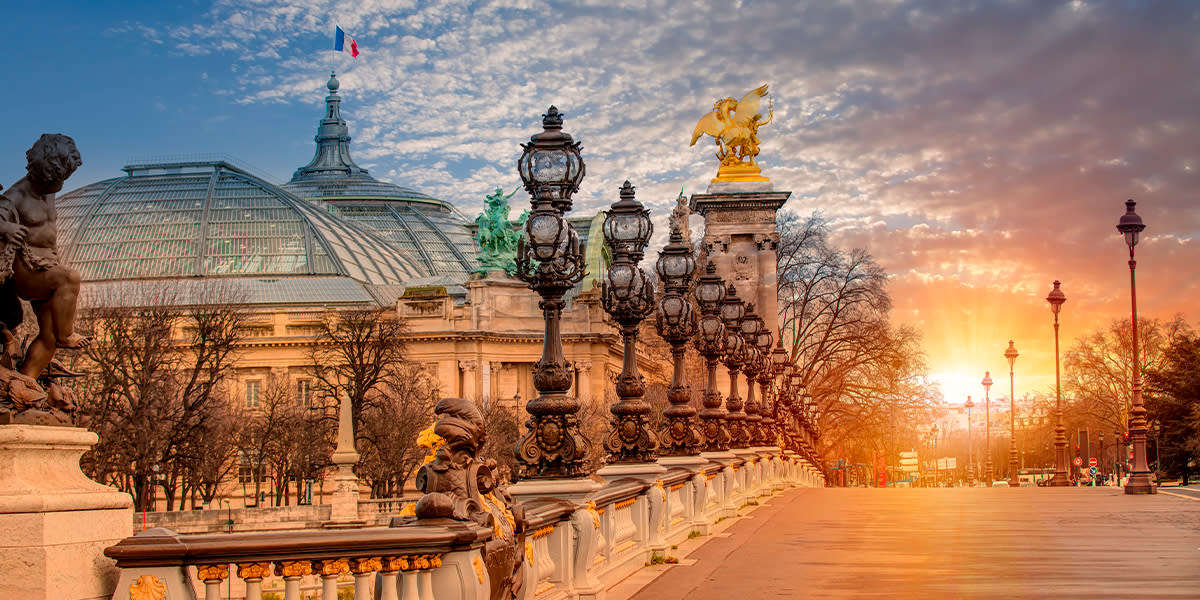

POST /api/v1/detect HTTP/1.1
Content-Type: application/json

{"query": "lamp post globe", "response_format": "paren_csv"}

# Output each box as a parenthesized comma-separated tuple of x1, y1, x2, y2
(1046, 281, 1071, 486)
(982, 372, 994, 484)
(1117, 199, 1155, 494)
(1005, 340, 1019, 485)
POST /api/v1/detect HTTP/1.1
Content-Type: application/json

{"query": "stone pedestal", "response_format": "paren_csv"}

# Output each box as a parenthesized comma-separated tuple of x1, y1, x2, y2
(507, 477, 602, 506)
(0, 425, 133, 600)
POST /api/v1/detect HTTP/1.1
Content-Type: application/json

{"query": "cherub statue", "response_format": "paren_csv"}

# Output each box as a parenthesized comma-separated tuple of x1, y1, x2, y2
(0, 134, 91, 423)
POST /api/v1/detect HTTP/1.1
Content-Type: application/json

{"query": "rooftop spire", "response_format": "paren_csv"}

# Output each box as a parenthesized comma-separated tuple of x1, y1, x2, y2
(290, 71, 371, 182)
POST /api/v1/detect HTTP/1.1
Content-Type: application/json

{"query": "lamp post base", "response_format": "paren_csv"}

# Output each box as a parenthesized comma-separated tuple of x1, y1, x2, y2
(1124, 472, 1156, 495)
(1047, 472, 1071, 487)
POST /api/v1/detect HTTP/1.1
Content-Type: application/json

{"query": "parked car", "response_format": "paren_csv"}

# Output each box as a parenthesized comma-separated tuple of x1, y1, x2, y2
(991, 480, 1011, 487)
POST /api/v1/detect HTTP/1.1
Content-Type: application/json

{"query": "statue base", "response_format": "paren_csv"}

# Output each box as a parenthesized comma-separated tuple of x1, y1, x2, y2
(0, 425, 133, 600)
(712, 162, 769, 183)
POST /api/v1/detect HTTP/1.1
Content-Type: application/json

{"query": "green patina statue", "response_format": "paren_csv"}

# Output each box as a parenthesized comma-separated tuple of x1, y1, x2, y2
(472, 187, 528, 276)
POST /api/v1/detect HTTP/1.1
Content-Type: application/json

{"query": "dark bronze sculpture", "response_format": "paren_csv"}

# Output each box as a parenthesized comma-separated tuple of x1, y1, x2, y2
(413, 397, 527, 599)
(0, 134, 90, 424)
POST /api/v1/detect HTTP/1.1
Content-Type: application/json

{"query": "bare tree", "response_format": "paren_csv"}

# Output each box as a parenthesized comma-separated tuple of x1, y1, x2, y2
(1063, 315, 1188, 433)
(775, 212, 938, 468)
(355, 366, 437, 498)
(75, 282, 247, 511)
(307, 307, 408, 428)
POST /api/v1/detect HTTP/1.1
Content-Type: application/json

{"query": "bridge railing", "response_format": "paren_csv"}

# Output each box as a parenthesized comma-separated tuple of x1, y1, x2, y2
(102, 449, 824, 600)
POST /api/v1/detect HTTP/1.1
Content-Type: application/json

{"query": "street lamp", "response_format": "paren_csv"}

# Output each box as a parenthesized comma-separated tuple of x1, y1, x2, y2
(601, 181, 658, 463)
(965, 396, 976, 487)
(655, 223, 701, 457)
(1116, 199, 1155, 495)
(694, 262, 728, 452)
(930, 424, 940, 487)
(739, 303, 766, 446)
(720, 284, 748, 448)
(982, 372, 993, 483)
(513, 107, 590, 480)
(1046, 281, 1070, 486)
(1005, 340, 1019, 485)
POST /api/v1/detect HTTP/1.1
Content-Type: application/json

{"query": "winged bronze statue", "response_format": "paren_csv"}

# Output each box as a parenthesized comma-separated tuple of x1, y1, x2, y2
(690, 84, 773, 173)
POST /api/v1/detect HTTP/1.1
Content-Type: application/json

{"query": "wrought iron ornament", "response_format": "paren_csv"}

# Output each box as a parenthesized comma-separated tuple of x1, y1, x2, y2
(694, 262, 730, 451)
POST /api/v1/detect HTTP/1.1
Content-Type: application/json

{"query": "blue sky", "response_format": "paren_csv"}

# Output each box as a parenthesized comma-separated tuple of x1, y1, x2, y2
(4, 0, 1199, 402)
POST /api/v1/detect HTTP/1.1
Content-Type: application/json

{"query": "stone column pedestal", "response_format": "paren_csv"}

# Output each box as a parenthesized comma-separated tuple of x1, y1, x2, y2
(0, 425, 133, 600)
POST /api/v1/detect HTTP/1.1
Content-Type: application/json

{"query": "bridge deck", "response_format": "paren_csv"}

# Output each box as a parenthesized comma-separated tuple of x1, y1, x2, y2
(619, 486, 1200, 599)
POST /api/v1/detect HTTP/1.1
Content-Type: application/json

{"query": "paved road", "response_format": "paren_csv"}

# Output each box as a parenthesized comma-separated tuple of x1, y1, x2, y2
(623, 486, 1200, 599)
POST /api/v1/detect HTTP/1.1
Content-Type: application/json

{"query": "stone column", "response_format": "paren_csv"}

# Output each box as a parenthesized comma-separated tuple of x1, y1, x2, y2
(457, 360, 477, 399)
(326, 394, 363, 526)
(0, 425, 133, 600)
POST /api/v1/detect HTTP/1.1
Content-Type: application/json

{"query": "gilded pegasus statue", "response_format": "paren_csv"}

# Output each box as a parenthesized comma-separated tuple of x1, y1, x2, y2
(690, 84, 773, 169)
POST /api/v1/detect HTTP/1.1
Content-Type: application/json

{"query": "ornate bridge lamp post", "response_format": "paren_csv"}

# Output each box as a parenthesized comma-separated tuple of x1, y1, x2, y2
(766, 338, 790, 449)
(982, 372, 994, 484)
(1116, 200, 1155, 495)
(739, 304, 767, 447)
(750, 324, 775, 448)
(654, 224, 702, 459)
(719, 286, 748, 449)
(1005, 341, 1020, 485)
(1046, 281, 1071, 486)
(694, 263, 729, 453)
(600, 181, 659, 465)
(513, 107, 590, 483)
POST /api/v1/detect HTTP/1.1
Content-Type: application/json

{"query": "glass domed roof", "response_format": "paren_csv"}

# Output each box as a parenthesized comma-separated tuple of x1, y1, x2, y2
(57, 160, 426, 287)
(280, 72, 478, 281)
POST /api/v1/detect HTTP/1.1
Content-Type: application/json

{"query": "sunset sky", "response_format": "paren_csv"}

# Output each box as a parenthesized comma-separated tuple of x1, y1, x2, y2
(3, 1, 1197, 407)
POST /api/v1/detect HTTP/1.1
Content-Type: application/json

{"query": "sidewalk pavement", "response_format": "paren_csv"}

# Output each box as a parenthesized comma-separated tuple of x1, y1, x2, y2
(615, 486, 1200, 599)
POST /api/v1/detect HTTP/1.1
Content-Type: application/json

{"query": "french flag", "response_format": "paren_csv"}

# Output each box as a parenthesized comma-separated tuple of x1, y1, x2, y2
(334, 26, 359, 58)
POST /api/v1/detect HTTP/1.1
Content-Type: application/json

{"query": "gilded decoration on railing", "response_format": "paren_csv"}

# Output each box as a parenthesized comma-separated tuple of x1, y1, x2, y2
(236, 562, 272, 580)
(382, 556, 409, 572)
(413, 397, 527, 600)
(349, 557, 382, 574)
(312, 558, 349, 576)
(274, 560, 312, 578)
(473, 556, 486, 583)
(196, 564, 229, 582)
(128, 574, 166, 600)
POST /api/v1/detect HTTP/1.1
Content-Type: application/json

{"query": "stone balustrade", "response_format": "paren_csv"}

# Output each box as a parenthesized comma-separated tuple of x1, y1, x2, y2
(102, 449, 824, 600)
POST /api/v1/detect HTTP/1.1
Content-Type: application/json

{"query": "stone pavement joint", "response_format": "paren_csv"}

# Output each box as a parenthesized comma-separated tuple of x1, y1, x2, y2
(623, 487, 1200, 599)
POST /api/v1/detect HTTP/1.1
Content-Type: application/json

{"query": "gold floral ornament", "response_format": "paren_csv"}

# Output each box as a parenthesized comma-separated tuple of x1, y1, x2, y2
(196, 564, 229, 582)
(525, 540, 535, 565)
(472, 556, 485, 583)
(416, 424, 447, 467)
(129, 575, 166, 600)
(689, 84, 774, 183)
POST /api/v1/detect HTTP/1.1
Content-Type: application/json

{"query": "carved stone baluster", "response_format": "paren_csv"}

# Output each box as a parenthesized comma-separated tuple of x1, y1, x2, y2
(196, 564, 228, 600)
(274, 560, 312, 600)
(399, 556, 420, 600)
(416, 554, 439, 600)
(349, 557, 381, 600)
(236, 562, 271, 600)
(378, 556, 407, 600)
(312, 558, 349, 600)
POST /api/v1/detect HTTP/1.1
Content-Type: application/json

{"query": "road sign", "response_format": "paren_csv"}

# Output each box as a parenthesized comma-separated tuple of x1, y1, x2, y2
(1088, 457, 1098, 467)
(1073, 457, 1083, 467)
(1089, 466, 1098, 476)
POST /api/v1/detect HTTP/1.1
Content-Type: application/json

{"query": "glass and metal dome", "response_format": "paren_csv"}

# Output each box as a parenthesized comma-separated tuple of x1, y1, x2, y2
(56, 159, 426, 289)
(280, 73, 479, 282)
